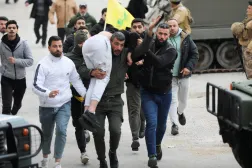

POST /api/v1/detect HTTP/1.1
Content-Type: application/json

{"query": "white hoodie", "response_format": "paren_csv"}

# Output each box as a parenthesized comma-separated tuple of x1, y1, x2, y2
(32, 54, 86, 107)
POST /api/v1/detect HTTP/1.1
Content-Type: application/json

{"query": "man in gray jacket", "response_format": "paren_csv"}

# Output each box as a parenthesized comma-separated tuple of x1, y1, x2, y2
(0, 20, 33, 115)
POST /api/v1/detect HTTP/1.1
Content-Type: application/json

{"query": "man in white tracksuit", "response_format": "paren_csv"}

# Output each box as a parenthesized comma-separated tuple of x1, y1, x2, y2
(167, 19, 198, 135)
(32, 36, 87, 168)
(80, 31, 112, 132)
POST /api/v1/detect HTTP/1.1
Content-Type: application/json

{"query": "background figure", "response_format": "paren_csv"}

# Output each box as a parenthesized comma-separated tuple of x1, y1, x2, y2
(25, 0, 53, 47)
(49, 0, 78, 41)
(67, 3, 97, 34)
(126, 0, 148, 19)
(0, 17, 8, 38)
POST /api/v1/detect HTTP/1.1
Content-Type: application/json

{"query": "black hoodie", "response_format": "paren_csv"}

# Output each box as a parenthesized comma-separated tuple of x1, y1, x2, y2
(1, 34, 20, 52)
(89, 19, 114, 36)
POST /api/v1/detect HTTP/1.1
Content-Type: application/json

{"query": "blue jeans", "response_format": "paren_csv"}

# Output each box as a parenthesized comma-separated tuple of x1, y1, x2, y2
(39, 101, 71, 159)
(141, 89, 172, 157)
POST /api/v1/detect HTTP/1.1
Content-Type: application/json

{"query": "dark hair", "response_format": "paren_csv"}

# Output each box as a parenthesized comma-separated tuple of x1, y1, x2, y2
(0, 16, 8, 21)
(158, 23, 169, 29)
(111, 32, 125, 41)
(102, 8, 107, 15)
(131, 18, 144, 26)
(6, 20, 18, 29)
(171, 1, 180, 5)
(48, 36, 62, 46)
(75, 16, 85, 24)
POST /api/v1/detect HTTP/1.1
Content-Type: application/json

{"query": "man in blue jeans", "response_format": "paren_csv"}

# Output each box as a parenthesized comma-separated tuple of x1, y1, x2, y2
(131, 16, 177, 168)
(32, 36, 86, 168)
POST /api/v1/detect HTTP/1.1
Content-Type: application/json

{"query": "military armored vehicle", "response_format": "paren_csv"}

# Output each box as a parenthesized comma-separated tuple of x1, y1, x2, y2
(141, 0, 248, 72)
(0, 114, 43, 168)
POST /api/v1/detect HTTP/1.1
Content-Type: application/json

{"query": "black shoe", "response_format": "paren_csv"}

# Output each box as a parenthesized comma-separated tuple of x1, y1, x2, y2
(131, 139, 140, 151)
(178, 112, 186, 125)
(171, 123, 179, 136)
(79, 110, 101, 133)
(156, 145, 162, 161)
(36, 37, 41, 44)
(148, 156, 158, 168)
(5, 1, 10, 4)
(42, 42, 46, 48)
(109, 150, 118, 168)
(139, 131, 145, 139)
(100, 160, 108, 168)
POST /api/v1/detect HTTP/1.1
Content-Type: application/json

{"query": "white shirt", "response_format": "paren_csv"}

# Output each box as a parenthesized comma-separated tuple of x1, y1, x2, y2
(32, 54, 86, 107)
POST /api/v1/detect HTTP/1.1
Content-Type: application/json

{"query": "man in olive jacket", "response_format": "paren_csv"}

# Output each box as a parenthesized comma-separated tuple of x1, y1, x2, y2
(67, 3, 97, 32)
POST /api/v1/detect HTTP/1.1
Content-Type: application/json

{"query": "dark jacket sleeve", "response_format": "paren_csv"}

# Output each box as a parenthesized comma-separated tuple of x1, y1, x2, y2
(67, 15, 77, 28)
(77, 63, 92, 81)
(185, 36, 199, 71)
(26, 0, 34, 4)
(63, 34, 74, 53)
(131, 30, 153, 62)
(146, 48, 177, 68)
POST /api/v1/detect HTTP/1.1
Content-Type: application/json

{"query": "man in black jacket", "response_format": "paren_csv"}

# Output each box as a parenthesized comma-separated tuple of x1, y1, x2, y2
(125, 18, 146, 151)
(167, 19, 199, 135)
(131, 18, 177, 168)
(25, 0, 52, 47)
(63, 17, 86, 53)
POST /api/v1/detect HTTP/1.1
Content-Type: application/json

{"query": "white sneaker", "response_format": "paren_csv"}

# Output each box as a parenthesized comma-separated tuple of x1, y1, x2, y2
(41, 158, 49, 168)
(54, 162, 62, 168)
(81, 152, 89, 164)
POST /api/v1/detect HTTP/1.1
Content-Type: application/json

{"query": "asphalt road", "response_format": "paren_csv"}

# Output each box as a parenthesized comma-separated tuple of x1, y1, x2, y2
(0, 0, 245, 167)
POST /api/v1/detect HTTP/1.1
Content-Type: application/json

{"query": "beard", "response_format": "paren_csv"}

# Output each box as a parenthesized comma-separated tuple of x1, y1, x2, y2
(155, 38, 167, 48)
(51, 50, 62, 57)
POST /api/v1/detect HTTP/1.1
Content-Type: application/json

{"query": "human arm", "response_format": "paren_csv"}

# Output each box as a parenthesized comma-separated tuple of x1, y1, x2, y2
(32, 64, 52, 97)
(67, 15, 76, 28)
(146, 48, 177, 68)
(131, 16, 162, 61)
(48, 2, 56, 24)
(14, 41, 34, 67)
(70, 64, 86, 97)
(185, 36, 199, 71)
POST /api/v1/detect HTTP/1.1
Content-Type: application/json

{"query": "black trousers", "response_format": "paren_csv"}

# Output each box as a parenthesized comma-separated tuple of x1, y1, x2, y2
(1, 76, 26, 115)
(57, 28, 66, 42)
(34, 16, 48, 45)
(93, 95, 124, 160)
(71, 97, 86, 153)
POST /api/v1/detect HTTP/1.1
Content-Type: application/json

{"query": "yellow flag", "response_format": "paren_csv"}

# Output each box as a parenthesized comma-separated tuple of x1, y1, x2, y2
(106, 0, 135, 30)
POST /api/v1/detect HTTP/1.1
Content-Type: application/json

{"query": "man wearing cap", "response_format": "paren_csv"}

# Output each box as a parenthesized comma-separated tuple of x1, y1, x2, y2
(0, 17, 8, 39)
(168, 0, 193, 34)
(67, 3, 97, 31)
(65, 30, 90, 165)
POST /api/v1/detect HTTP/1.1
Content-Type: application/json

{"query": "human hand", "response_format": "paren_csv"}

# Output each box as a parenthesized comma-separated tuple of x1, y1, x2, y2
(137, 38, 143, 46)
(49, 90, 59, 98)
(149, 15, 162, 30)
(91, 69, 106, 79)
(135, 60, 144, 66)
(8, 57, 15, 64)
(180, 68, 190, 76)
(25, 2, 29, 6)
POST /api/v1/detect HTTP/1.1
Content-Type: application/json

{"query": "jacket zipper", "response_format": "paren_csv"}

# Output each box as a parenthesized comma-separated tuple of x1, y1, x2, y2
(12, 51, 17, 80)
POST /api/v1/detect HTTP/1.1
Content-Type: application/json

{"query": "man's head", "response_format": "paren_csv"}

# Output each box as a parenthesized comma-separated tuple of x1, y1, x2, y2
(167, 19, 179, 36)
(6, 20, 18, 38)
(79, 3, 87, 15)
(131, 18, 145, 35)
(74, 16, 85, 30)
(156, 23, 170, 43)
(111, 32, 125, 56)
(0, 16, 8, 34)
(48, 36, 62, 57)
(248, 1, 252, 16)
(74, 30, 88, 48)
(102, 8, 107, 21)
(171, 0, 181, 8)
